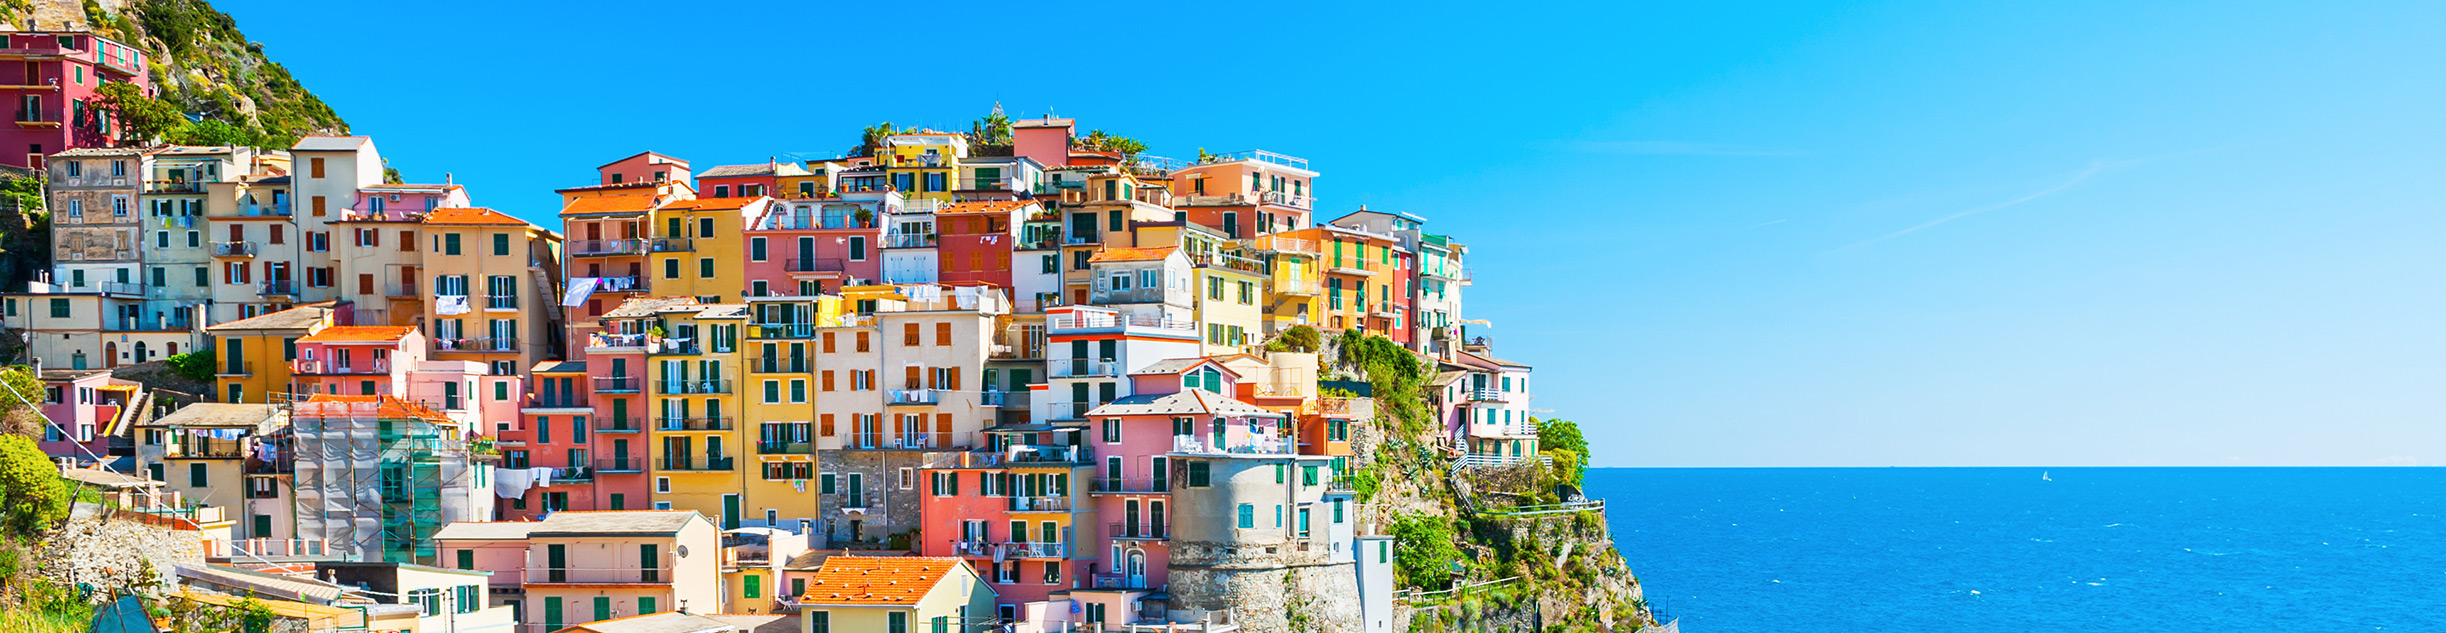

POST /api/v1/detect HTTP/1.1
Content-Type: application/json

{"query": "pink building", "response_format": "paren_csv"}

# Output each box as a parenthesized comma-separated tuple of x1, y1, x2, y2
(0, 31, 151, 168)
(37, 368, 139, 464)
(1011, 118, 1074, 169)
(503, 360, 639, 518)
(744, 198, 884, 294)
(594, 151, 691, 187)
(291, 326, 424, 396)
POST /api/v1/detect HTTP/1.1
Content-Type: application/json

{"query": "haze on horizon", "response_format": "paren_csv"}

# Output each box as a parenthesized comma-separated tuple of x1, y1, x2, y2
(217, 0, 2446, 467)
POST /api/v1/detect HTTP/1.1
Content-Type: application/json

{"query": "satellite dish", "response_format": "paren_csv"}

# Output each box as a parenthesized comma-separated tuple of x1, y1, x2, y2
(674, 545, 689, 557)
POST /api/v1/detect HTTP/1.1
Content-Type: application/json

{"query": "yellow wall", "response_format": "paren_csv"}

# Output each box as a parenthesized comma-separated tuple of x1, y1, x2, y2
(212, 331, 307, 403)
(649, 313, 750, 526)
(647, 207, 751, 302)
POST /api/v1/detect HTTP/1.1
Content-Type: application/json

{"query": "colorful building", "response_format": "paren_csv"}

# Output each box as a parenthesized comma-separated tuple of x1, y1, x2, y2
(0, 31, 152, 168)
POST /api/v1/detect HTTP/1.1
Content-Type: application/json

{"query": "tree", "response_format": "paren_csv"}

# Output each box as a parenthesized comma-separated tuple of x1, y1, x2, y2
(172, 118, 251, 146)
(1074, 130, 1147, 160)
(1537, 417, 1590, 485)
(1277, 325, 1322, 353)
(1389, 513, 1462, 590)
(849, 121, 901, 157)
(0, 365, 45, 437)
(94, 82, 185, 145)
(165, 350, 217, 383)
(966, 103, 1014, 156)
(0, 435, 67, 538)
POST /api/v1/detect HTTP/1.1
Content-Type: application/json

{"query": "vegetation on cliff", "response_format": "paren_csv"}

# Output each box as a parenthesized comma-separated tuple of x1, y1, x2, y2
(79, 0, 348, 148)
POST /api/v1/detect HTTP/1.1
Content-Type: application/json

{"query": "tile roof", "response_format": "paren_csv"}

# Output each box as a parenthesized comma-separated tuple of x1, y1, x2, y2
(176, 565, 345, 604)
(699, 163, 809, 179)
(203, 304, 333, 333)
(297, 325, 414, 344)
(1459, 350, 1530, 370)
(661, 197, 766, 211)
(432, 521, 543, 541)
(798, 556, 970, 606)
(556, 612, 740, 633)
(1088, 246, 1178, 264)
(598, 151, 690, 170)
(530, 510, 706, 537)
(291, 136, 372, 152)
(532, 360, 587, 374)
(423, 207, 531, 226)
(1129, 358, 1238, 378)
(1084, 389, 1280, 418)
(147, 403, 285, 429)
(938, 200, 1036, 215)
(297, 395, 450, 422)
(562, 194, 659, 215)
(51, 147, 152, 157)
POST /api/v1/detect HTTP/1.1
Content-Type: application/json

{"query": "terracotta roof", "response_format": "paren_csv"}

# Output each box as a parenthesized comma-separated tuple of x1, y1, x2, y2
(1129, 358, 1240, 378)
(562, 195, 658, 215)
(297, 326, 414, 344)
(423, 207, 531, 226)
(1088, 246, 1178, 263)
(1458, 350, 1530, 370)
(938, 200, 1036, 215)
(700, 163, 808, 179)
(298, 394, 449, 422)
(798, 557, 970, 606)
(661, 197, 765, 211)
(147, 403, 286, 429)
(203, 304, 333, 333)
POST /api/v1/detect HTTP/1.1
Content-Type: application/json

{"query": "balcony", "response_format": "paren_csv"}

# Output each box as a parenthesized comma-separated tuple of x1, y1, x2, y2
(1187, 251, 1266, 274)
(658, 456, 736, 471)
(1107, 522, 1168, 540)
(523, 394, 588, 410)
(166, 438, 247, 459)
(384, 282, 419, 299)
(980, 391, 1009, 407)
(1272, 278, 1322, 296)
(1046, 312, 1195, 334)
(550, 466, 594, 482)
(1327, 261, 1378, 277)
(657, 417, 733, 431)
(258, 280, 298, 297)
(593, 456, 646, 473)
(1008, 444, 1093, 466)
(748, 356, 809, 374)
(527, 565, 673, 585)
(1171, 435, 1292, 456)
(568, 239, 647, 257)
(597, 417, 643, 433)
(293, 359, 389, 375)
(14, 108, 54, 127)
(236, 202, 290, 217)
(647, 339, 702, 355)
(887, 389, 939, 406)
(433, 336, 518, 353)
(210, 241, 258, 257)
(784, 258, 846, 273)
(1090, 477, 1170, 495)
(592, 376, 642, 393)
(484, 294, 518, 311)
(143, 180, 208, 194)
(1051, 359, 1119, 378)
(656, 379, 734, 394)
(96, 281, 144, 297)
(1000, 541, 1067, 558)
(757, 440, 814, 455)
(588, 332, 649, 350)
(952, 540, 996, 557)
(750, 323, 818, 339)
(1091, 573, 1153, 590)
(1466, 388, 1505, 403)
(215, 361, 255, 377)
(650, 238, 695, 252)
(883, 233, 936, 249)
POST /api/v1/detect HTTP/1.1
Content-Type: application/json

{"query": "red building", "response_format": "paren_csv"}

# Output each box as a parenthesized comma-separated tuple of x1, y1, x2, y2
(0, 31, 151, 168)
(935, 200, 1035, 289)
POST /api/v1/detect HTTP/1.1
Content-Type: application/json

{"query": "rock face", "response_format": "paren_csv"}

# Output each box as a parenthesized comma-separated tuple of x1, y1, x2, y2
(38, 503, 209, 596)
(1168, 563, 1362, 633)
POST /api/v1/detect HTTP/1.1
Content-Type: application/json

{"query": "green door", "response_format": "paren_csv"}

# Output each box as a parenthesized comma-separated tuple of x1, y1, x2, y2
(723, 495, 741, 529)
(593, 596, 610, 621)
(543, 598, 562, 631)
(251, 514, 271, 537)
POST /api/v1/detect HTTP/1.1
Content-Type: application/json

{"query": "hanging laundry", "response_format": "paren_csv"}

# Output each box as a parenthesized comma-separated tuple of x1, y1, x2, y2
(436, 295, 472, 315)
(495, 468, 534, 499)
(562, 277, 602, 307)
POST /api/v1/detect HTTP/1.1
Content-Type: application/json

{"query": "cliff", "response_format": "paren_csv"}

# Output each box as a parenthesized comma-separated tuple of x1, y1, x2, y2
(8, 0, 348, 146)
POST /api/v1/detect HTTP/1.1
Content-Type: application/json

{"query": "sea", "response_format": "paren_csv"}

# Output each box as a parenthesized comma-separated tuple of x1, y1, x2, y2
(1585, 468, 2446, 632)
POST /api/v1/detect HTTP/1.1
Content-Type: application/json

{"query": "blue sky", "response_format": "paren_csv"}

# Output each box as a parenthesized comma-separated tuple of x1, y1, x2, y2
(216, 1, 2446, 466)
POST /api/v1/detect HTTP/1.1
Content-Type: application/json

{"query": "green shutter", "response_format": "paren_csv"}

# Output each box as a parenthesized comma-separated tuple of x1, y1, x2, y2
(638, 596, 655, 614)
(543, 598, 562, 631)
(744, 574, 761, 599)
(593, 596, 610, 621)
(457, 549, 474, 570)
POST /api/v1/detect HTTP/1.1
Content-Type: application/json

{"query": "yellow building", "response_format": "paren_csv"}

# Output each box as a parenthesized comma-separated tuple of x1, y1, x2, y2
(648, 197, 771, 303)
(877, 133, 969, 203)
(739, 294, 846, 531)
(200, 302, 338, 403)
(638, 302, 750, 527)
(796, 557, 995, 633)
(419, 207, 567, 375)
(1250, 234, 1324, 337)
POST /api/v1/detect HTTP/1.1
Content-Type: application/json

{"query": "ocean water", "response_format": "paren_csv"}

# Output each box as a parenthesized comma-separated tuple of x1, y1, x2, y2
(1585, 468, 2446, 632)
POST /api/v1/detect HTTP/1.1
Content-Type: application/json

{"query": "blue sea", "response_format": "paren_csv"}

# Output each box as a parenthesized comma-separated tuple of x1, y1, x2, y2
(1586, 468, 2446, 632)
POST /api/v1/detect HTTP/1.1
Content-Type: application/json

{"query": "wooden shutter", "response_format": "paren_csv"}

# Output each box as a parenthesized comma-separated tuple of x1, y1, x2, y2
(903, 323, 919, 346)
(820, 414, 835, 437)
(821, 371, 834, 392)
(904, 366, 920, 390)
(822, 332, 835, 353)
(357, 274, 373, 295)
(935, 413, 951, 447)
(948, 367, 961, 391)
(935, 322, 951, 346)
(857, 331, 870, 352)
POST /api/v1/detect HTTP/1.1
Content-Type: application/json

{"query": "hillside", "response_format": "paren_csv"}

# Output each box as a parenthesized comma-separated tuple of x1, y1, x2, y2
(7, 0, 348, 146)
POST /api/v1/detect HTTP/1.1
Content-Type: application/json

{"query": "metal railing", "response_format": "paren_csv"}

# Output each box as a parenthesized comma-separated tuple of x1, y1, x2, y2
(593, 456, 646, 472)
(657, 379, 733, 394)
(748, 356, 809, 374)
(433, 336, 518, 352)
(1107, 522, 1168, 540)
(658, 456, 736, 471)
(485, 294, 518, 310)
(784, 258, 846, 273)
(293, 359, 390, 375)
(592, 376, 642, 393)
(1090, 477, 1170, 494)
(1000, 541, 1067, 558)
(597, 417, 642, 433)
(589, 333, 649, 349)
(750, 323, 818, 339)
(657, 416, 733, 431)
(568, 239, 647, 256)
(1046, 312, 1195, 333)
(527, 565, 674, 584)
(257, 280, 298, 296)
(216, 361, 255, 376)
(650, 238, 694, 252)
(1008, 444, 1094, 465)
(1051, 359, 1120, 378)
(884, 233, 936, 248)
(211, 241, 257, 257)
(757, 440, 814, 455)
(385, 282, 419, 298)
(550, 466, 594, 482)
(887, 389, 938, 405)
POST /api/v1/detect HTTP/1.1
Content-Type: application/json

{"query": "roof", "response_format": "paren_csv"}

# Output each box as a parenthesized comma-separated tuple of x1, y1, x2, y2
(1084, 389, 1281, 418)
(297, 325, 413, 344)
(1459, 350, 1530, 370)
(1332, 207, 1428, 225)
(59, 466, 155, 489)
(699, 163, 808, 179)
(291, 136, 371, 152)
(660, 197, 765, 212)
(39, 367, 111, 381)
(562, 194, 659, 215)
(554, 611, 739, 633)
(530, 510, 705, 537)
(176, 564, 346, 603)
(203, 304, 332, 333)
(938, 200, 1036, 215)
(423, 207, 532, 226)
(148, 403, 284, 429)
(297, 395, 449, 422)
(1129, 358, 1240, 378)
(431, 521, 542, 541)
(782, 550, 831, 571)
(533, 360, 587, 374)
(798, 557, 970, 607)
(176, 591, 361, 629)
(51, 147, 151, 158)
(604, 296, 704, 319)
(1088, 246, 1178, 264)
(1013, 117, 1074, 129)
(597, 151, 690, 170)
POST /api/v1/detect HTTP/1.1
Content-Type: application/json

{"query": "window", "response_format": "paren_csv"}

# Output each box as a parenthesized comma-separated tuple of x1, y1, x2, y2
(48, 298, 68, 318)
(750, 237, 766, 261)
(699, 258, 714, 278)
(664, 258, 680, 279)
(1236, 503, 1254, 528)
(1187, 462, 1210, 487)
(443, 233, 462, 255)
(809, 612, 829, 633)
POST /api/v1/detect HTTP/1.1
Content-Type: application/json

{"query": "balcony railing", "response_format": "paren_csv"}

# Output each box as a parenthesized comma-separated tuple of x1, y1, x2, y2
(784, 258, 846, 273)
(1107, 522, 1168, 540)
(658, 456, 735, 471)
(1090, 477, 1170, 494)
(750, 323, 818, 339)
(952, 540, 996, 557)
(1000, 541, 1067, 558)
(568, 239, 647, 257)
(757, 440, 814, 455)
(1046, 312, 1195, 333)
(1171, 435, 1292, 456)
(657, 417, 733, 431)
(433, 337, 518, 352)
(216, 361, 255, 376)
(594, 456, 646, 472)
(527, 566, 673, 585)
(484, 294, 518, 311)
(650, 238, 694, 252)
(1007, 444, 1093, 465)
(385, 282, 419, 298)
(1467, 388, 1505, 403)
(883, 233, 937, 248)
(887, 389, 939, 405)
(748, 356, 809, 374)
(596, 417, 642, 433)
(210, 241, 257, 257)
(589, 333, 649, 349)
(96, 281, 144, 297)
(293, 359, 389, 375)
(592, 376, 642, 393)
(657, 379, 733, 395)
(550, 466, 594, 482)
(258, 280, 298, 296)
(1051, 359, 1119, 378)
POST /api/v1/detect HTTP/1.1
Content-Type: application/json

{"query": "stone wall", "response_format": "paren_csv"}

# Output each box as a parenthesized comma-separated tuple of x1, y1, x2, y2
(36, 503, 209, 598)
(1167, 561, 1361, 633)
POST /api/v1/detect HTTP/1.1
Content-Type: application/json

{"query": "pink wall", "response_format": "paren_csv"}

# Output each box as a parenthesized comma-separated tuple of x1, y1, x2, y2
(598, 153, 691, 186)
(1012, 123, 1072, 169)
(0, 32, 150, 168)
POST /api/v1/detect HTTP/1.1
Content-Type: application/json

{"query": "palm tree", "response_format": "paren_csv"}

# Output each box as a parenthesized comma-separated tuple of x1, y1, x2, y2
(850, 121, 900, 157)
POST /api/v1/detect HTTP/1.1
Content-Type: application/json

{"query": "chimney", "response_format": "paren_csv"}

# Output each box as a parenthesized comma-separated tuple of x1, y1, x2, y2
(445, 172, 454, 185)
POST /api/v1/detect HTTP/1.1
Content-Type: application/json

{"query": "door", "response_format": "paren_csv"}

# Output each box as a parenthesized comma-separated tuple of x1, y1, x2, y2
(846, 473, 864, 508)
(1126, 550, 1146, 587)
(612, 438, 631, 470)
(722, 494, 741, 529)
(103, 342, 116, 368)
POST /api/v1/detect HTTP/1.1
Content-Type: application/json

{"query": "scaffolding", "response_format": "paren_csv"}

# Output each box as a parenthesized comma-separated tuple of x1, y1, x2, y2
(288, 396, 484, 564)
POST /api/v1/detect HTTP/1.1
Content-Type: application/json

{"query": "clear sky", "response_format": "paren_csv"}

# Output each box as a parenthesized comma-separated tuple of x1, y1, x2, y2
(214, 1, 2446, 467)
